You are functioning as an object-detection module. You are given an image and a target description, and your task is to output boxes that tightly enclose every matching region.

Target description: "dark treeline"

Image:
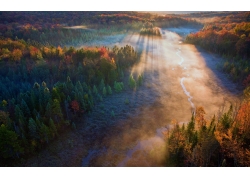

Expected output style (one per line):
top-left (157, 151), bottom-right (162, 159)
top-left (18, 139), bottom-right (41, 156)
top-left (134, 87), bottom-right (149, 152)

top-left (153, 15), bottom-right (201, 28)
top-left (0, 11), bottom-right (202, 47)
top-left (0, 36), bottom-right (141, 163)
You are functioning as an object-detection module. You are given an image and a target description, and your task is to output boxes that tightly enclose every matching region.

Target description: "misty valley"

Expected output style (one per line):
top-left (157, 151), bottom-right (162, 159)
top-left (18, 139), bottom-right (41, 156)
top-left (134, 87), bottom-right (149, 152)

top-left (0, 11), bottom-right (250, 167)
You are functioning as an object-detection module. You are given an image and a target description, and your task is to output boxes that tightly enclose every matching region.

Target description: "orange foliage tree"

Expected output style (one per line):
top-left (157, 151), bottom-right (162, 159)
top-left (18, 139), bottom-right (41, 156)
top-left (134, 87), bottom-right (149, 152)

top-left (10, 49), bottom-right (23, 62)
top-left (214, 102), bottom-right (250, 166)
top-left (29, 46), bottom-right (43, 60)
top-left (195, 107), bottom-right (206, 129)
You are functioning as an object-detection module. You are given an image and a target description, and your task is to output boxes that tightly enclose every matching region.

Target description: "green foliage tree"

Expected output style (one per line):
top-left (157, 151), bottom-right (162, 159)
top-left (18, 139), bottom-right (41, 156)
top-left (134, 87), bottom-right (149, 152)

top-left (107, 85), bottom-right (112, 95)
top-left (137, 74), bottom-right (143, 86)
top-left (93, 85), bottom-right (98, 95)
top-left (28, 118), bottom-right (38, 140)
top-left (129, 75), bottom-right (136, 89)
top-left (45, 102), bottom-right (52, 119)
top-left (114, 81), bottom-right (124, 93)
top-left (99, 79), bottom-right (105, 92)
top-left (51, 99), bottom-right (63, 123)
top-left (20, 99), bottom-right (31, 119)
top-left (49, 118), bottom-right (57, 138)
top-left (39, 123), bottom-right (50, 143)
top-left (102, 87), bottom-right (107, 97)
top-left (0, 124), bottom-right (22, 159)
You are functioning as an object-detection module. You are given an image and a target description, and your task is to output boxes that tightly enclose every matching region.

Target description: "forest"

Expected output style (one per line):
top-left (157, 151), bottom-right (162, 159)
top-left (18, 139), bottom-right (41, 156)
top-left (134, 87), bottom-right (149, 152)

top-left (166, 11), bottom-right (250, 167)
top-left (185, 12), bottom-right (250, 84)
top-left (0, 11), bottom-right (250, 167)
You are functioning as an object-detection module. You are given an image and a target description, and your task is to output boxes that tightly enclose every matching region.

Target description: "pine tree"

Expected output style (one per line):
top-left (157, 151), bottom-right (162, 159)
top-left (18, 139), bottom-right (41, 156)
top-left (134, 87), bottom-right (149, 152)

top-left (45, 102), bottom-right (52, 119)
top-left (99, 78), bottom-right (105, 92)
top-left (40, 123), bottom-right (49, 143)
top-left (33, 82), bottom-right (40, 89)
top-left (137, 74), bottom-right (143, 86)
top-left (103, 87), bottom-right (107, 97)
top-left (76, 81), bottom-right (83, 94)
top-left (129, 75), bottom-right (136, 89)
top-left (28, 118), bottom-right (38, 140)
top-left (114, 81), bottom-right (123, 92)
top-left (93, 85), bottom-right (98, 95)
top-left (0, 124), bottom-right (23, 159)
top-left (42, 81), bottom-right (47, 87)
top-left (107, 85), bottom-right (112, 95)
top-left (52, 99), bottom-right (63, 123)
top-left (49, 118), bottom-right (58, 138)
top-left (14, 105), bottom-right (25, 137)
top-left (20, 99), bottom-right (31, 119)
top-left (52, 87), bottom-right (61, 102)
top-left (66, 76), bottom-right (74, 92)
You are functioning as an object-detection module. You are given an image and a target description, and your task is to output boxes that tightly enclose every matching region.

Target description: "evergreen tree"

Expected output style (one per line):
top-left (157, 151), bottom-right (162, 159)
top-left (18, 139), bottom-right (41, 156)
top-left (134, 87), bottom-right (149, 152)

top-left (45, 102), bottom-right (52, 119)
top-left (40, 123), bottom-right (49, 143)
top-left (93, 85), bottom-right (98, 95)
top-left (49, 118), bottom-right (58, 138)
top-left (107, 85), bottom-right (112, 95)
top-left (114, 81), bottom-right (123, 92)
top-left (20, 99), bottom-right (31, 119)
top-left (137, 74), bottom-right (143, 86)
top-left (66, 76), bottom-right (74, 93)
top-left (52, 99), bottom-right (63, 123)
top-left (14, 105), bottom-right (25, 137)
top-left (102, 87), bottom-right (107, 97)
top-left (28, 118), bottom-right (38, 140)
top-left (42, 81), bottom-right (47, 88)
top-left (129, 75), bottom-right (136, 89)
top-left (98, 78), bottom-right (105, 92)
top-left (76, 81), bottom-right (83, 94)
top-left (33, 82), bottom-right (40, 89)
top-left (52, 87), bottom-right (61, 102)
top-left (0, 124), bottom-right (22, 159)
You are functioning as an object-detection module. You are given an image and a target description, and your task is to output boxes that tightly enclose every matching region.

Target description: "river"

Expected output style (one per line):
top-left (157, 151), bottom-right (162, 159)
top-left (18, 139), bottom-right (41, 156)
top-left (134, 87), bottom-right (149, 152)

top-left (21, 27), bottom-right (240, 167)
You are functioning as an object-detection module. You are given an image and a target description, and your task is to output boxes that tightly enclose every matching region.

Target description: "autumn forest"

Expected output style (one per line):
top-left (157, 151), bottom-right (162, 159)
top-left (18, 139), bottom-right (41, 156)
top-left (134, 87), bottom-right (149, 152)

top-left (0, 11), bottom-right (250, 167)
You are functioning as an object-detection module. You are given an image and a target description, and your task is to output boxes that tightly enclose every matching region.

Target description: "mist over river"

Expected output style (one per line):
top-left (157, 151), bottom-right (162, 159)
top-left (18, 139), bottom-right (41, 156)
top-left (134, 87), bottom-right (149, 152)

top-left (22, 27), bottom-right (241, 167)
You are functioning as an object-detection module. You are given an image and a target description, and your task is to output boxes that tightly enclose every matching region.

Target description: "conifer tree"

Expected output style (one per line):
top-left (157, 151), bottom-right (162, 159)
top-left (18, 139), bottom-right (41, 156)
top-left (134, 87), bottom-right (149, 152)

top-left (20, 99), bottom-right (31, 119)
top-left (103, 87), bottom-right (107, 97)
top-left (93, 85), bottom-right (98, 95)
top-left (107, 85), bottom-right (112, 95)
top-left (28, 118), bottom-right (38, 140)
top-left (0, 124), bottom-right (22, 159)
top-left (49, 118), bottom-right (58, 138)
top-left (52, 99), bottom-right (63, 123)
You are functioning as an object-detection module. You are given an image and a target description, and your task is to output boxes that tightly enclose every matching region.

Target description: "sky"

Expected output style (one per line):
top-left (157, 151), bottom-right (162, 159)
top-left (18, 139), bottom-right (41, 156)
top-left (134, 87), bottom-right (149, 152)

top-left (144, 11), bottom-right (203, 14)
top-left (1, 0), bottom-right (248, 11)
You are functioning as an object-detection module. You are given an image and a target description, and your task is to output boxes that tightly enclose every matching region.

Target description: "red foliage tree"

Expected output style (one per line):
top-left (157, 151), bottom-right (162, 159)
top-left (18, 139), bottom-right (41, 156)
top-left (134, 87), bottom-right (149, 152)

top-left (98, 47), bottom-right (110, 60)
top-left (70, 100), bottom-right (80, 114)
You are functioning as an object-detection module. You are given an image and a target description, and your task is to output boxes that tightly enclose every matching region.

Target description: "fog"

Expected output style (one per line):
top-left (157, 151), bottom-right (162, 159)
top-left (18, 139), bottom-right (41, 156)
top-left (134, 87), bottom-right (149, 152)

top-left (79, 28), bottom-right (240, 166)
